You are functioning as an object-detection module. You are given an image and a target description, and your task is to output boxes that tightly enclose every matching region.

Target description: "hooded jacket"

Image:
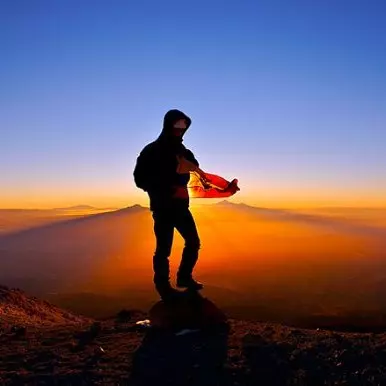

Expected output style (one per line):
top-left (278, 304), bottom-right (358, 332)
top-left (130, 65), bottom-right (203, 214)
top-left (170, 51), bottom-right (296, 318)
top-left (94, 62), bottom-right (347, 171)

top-left (134, 109), bottom-right (199, 211)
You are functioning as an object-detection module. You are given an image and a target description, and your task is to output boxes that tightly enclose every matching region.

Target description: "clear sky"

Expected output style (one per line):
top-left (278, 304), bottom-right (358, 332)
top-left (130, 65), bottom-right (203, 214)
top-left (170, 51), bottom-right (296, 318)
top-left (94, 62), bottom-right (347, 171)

top-left (1, 0), bottom-right (385, 209)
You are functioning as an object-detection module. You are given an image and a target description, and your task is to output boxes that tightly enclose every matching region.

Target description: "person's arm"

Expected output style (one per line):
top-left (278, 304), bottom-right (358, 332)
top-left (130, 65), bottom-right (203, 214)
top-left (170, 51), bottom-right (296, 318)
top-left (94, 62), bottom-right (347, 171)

top-left (183, 148), bottom-right (199, 167)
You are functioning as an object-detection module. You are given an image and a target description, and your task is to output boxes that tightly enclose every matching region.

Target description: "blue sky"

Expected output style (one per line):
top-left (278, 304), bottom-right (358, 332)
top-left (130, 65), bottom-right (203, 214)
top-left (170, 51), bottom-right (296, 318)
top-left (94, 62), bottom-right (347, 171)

top-left (1, 0), bottom-right (385, 208)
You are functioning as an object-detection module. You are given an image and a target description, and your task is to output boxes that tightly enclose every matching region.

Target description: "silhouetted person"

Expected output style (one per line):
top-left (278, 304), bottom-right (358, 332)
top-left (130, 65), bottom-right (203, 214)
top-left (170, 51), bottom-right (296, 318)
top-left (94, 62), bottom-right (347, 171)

top-left (134, 109), bottom-right (203, 300)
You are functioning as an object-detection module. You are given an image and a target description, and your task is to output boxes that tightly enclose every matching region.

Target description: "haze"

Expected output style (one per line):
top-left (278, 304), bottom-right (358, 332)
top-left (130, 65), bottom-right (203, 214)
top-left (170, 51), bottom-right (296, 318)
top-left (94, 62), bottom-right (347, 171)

top-left (1, 203), bottom-right (386, 330)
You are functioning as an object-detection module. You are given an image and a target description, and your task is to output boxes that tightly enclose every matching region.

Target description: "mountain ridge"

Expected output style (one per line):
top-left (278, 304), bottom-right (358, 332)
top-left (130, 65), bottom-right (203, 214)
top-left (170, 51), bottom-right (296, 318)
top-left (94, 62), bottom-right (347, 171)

top-left (1, 285), bottom-right (386, 385)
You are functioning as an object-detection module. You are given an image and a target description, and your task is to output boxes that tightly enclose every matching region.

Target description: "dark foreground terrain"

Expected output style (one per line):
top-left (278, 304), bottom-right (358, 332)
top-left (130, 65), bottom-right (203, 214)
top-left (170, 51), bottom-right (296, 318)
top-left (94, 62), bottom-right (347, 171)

top-left (1, 285), bottom-right (386, 385)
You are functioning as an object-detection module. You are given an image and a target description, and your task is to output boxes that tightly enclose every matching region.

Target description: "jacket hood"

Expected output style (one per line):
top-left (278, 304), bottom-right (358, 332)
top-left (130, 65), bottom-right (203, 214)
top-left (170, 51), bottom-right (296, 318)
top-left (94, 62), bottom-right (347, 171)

top-left (161, 109), bottom-right (192, 139)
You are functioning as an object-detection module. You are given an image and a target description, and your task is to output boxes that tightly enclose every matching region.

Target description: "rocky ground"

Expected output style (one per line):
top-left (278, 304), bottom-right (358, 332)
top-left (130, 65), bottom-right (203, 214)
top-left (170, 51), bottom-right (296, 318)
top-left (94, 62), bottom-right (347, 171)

top-left (1, 286), bottom-right (386, 385)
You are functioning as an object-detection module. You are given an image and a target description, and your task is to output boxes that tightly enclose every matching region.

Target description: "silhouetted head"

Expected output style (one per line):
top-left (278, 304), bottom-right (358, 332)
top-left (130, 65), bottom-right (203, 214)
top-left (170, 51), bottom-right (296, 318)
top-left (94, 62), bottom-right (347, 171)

top-left (161, 109), bottom-right (192, 141)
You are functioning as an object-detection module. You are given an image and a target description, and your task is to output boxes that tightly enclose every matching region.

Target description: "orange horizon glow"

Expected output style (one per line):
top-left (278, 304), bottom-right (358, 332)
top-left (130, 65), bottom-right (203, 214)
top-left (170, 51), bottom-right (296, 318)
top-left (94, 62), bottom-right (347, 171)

top-left (2, 171), bottom-right (385, 210)
top-left (76, 203), bottom-right (384, 296)
top-left (1, 191), bottom-right (386, 210)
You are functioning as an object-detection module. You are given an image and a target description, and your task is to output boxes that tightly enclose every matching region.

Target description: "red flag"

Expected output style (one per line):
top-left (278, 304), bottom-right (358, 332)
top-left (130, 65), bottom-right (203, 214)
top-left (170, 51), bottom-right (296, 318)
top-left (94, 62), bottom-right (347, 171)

top-left (174, 156), bottom-right (240, 199)
top-left (188, 171), bottom-right (240, 198)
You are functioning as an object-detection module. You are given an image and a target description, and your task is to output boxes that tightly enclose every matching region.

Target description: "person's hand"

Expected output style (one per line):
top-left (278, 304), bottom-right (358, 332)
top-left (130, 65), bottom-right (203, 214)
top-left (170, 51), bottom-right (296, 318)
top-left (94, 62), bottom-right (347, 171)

top-left (226, 179), bottom-right (240, 195)
top-left (176, 155), bottom-right (199, 174)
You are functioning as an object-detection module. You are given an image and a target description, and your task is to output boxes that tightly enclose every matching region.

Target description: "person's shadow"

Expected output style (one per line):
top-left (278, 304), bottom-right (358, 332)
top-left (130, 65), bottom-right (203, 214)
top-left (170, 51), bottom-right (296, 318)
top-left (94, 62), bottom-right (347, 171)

top-left (130, 292), bottom-right (229, 386)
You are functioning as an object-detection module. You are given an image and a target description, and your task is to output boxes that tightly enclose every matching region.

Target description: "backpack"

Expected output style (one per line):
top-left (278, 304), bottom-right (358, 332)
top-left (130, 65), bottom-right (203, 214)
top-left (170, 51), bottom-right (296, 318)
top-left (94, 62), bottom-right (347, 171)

top-left (133, 152), bottom-right (149, 191)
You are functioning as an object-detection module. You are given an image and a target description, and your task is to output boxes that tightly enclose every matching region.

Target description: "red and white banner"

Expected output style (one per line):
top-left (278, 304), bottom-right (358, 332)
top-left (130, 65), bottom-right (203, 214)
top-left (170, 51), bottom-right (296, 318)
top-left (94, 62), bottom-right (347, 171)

top-left (188, 172), bottom-right (239, 198)
top-left (175, 156), bottom-right (240, 199)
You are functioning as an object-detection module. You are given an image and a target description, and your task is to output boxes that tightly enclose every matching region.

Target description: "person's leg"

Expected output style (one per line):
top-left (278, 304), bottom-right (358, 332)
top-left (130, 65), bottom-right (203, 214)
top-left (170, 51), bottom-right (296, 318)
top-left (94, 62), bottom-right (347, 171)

top-left (152, 210), bottom-right (175, 295)
top-left (174, 207), bottom-right (202, 289)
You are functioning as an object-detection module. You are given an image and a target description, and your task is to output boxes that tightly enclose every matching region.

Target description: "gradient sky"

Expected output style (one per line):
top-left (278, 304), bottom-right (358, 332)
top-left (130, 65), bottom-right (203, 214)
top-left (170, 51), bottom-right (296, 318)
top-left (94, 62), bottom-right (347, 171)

top-left (1, 0), bottom-right (386, 208)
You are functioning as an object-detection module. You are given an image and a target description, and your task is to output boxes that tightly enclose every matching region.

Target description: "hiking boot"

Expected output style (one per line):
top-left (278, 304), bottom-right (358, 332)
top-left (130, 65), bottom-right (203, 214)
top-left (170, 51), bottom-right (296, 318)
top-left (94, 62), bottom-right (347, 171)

top-left (155, 283), bottom-right (182, 302)
top-left (176, 277), bottom-right (204, 290)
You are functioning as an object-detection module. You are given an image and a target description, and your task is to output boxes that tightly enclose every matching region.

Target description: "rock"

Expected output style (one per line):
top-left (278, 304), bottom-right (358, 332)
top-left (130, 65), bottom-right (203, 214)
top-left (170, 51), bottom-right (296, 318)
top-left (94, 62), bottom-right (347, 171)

top-left (11, 326), bottom-right (27, 338)
top-left (135, 319), bottom-right (152, 330)
top-left (75, 322), bottom-right (101, 346)
top-left (94, 346), bottom-right (105, 355)
top-left (242, 333), bottom-right (265, 348)
top-left (290, 329), bottom-right (304, 336)
top-left (116, 309), bottom-right (133, 322)
top-left (149, 294), bottom-right (227, 331)
top-left (90, 322), bottom-right (102, 334)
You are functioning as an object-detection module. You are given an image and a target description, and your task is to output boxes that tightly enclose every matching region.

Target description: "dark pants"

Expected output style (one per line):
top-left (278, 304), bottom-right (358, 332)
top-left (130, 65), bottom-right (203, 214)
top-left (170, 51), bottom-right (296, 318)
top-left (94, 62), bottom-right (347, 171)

top-left (152, 207), bottom-right (200, 287)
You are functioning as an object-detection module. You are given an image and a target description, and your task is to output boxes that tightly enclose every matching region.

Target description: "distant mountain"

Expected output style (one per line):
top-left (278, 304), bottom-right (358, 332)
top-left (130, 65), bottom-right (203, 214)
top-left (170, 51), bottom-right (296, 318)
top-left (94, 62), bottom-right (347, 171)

top-left (215, 199), bottom-right (234, 206)
top-left (0, 205), bottom-right (122, 236)
top-left (54, 205), bottom-right (98, 211)
top-left (211, 201), bottom-right (386, 235)
top-left (0, 203), bottom-right (153, 295)
top-left (54, 204), bottom-right (124, 211)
